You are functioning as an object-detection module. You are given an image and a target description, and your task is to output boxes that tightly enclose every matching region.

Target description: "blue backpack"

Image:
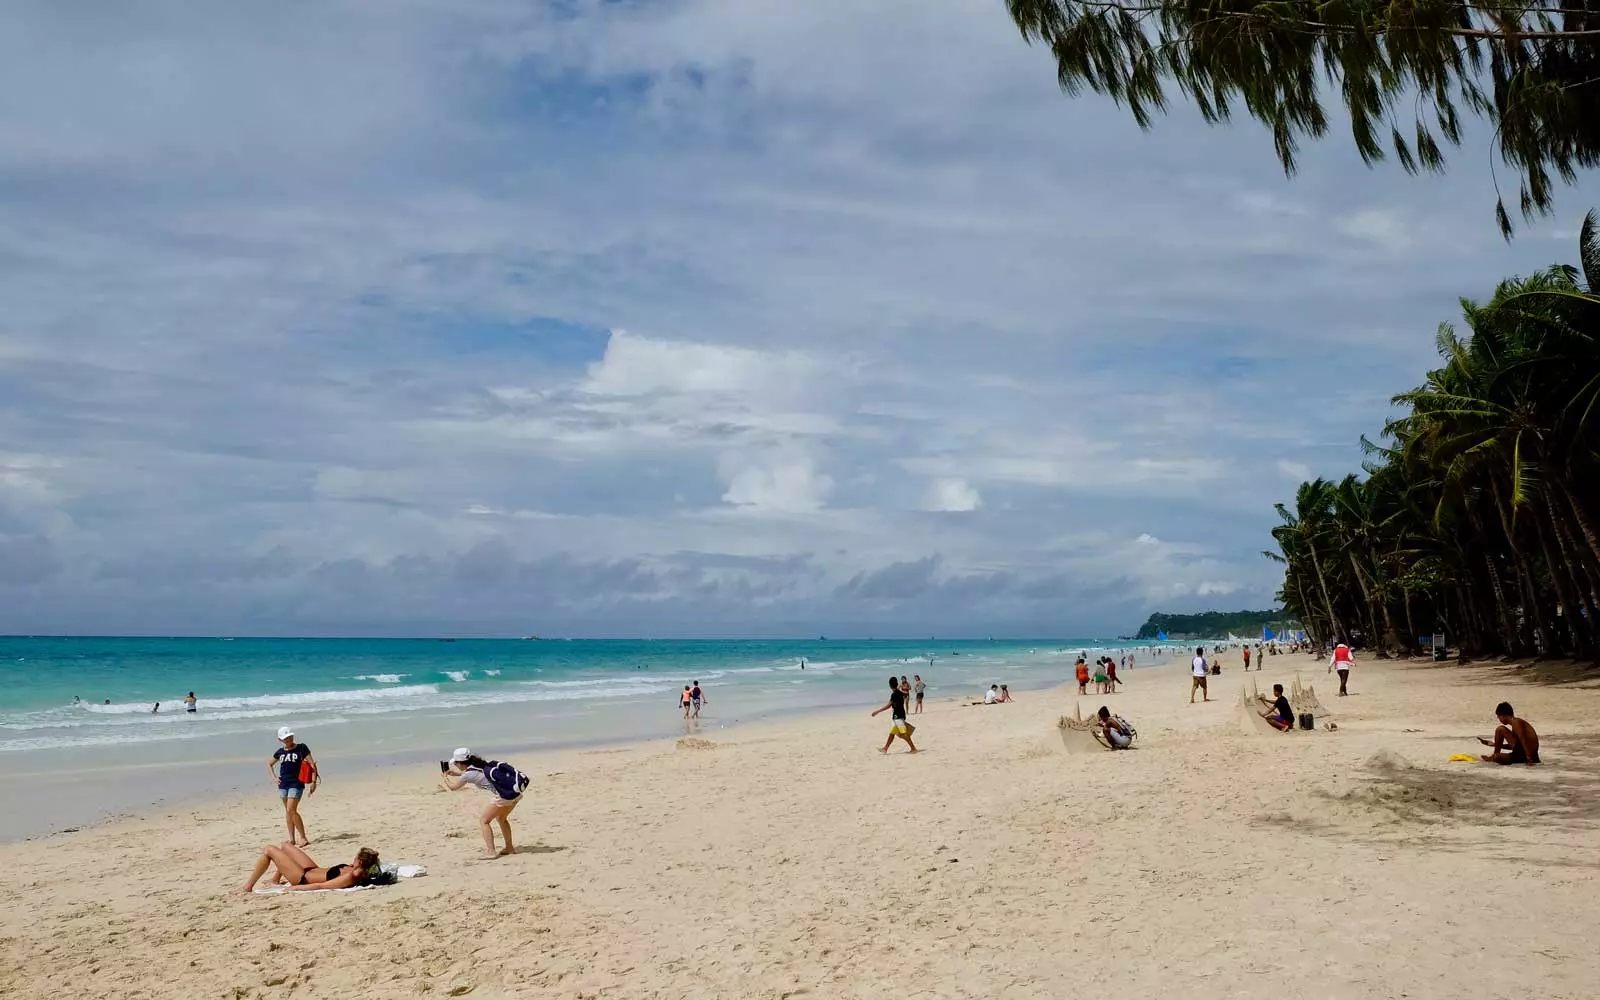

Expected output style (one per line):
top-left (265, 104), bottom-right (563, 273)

top-left (483, 760), bottom-right (530, 800)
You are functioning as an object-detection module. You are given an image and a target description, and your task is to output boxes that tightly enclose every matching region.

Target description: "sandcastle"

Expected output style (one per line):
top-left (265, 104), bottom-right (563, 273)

top-left (1057, 702), bottom-right (1105, 754)
top-left (1291, 675), bottom-right (1329, 717)
top-left (1057, 703), bottom-right (1136, 752)
top-left (1236, 675), bottom-right (1332, 735)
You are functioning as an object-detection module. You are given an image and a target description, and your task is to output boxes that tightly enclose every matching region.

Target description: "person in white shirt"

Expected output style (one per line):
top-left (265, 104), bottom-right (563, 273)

top-left (440, 748), bottom-right (527, 858)
top-left (983, 685), bottom-right (1000, 705)
top-left (1190, 647), bottom-right (1210, 703)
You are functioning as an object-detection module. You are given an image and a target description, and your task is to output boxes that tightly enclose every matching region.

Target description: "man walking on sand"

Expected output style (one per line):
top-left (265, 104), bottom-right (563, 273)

top-left (1328, 642), bottom-right (1353, 696)
top-left (872, 675), bottom-right (918, 754)
top-left (1243, 645), bottom-right (1252, 671)
top-left (1190, 647), bottom-right (1210, 703)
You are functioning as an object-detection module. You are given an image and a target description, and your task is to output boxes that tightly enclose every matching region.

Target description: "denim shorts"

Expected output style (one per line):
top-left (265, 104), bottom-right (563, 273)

top-left (279, 785), bottom-right (305, 800)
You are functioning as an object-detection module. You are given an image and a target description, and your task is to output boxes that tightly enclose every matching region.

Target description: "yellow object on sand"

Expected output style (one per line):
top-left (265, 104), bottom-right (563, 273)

top-left (1448, 754), bottom-right (1478, 762)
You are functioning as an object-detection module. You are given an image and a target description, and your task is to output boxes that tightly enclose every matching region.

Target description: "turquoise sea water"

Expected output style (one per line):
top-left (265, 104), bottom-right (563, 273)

top-left (0, 636), bottom-right (1170, 754)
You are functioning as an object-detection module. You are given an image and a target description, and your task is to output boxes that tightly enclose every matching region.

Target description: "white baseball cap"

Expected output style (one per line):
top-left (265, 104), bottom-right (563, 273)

top-left (277, 726), bottom-right (295, 740)
top-left (450, 747), bottom-right (472, 762)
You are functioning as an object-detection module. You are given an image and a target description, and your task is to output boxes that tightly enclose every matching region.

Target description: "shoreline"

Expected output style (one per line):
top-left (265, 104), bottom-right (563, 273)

top-left (0, 665), bottom-right (1091, 843)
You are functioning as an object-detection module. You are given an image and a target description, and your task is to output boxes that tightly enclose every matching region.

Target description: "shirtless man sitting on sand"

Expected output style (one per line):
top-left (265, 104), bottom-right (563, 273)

top-left (1479, 701), bottom-right (1540, 765)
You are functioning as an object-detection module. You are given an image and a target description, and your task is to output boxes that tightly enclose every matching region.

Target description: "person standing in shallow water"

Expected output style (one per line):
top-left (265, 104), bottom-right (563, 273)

top-left (872, 675), bottom-right (918, 754)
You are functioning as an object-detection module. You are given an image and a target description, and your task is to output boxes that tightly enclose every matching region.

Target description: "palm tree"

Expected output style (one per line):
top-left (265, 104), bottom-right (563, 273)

top-left (1268, 211), bottom-right (1600, 662)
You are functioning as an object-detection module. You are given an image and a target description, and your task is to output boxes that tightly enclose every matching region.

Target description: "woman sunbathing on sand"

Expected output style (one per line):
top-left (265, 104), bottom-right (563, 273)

top-left (240, 843), bottom-right (387, 894)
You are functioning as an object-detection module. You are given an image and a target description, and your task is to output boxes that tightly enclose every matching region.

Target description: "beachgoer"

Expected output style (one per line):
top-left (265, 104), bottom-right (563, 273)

top-left (680, 686), bottom-right (693, 719)
top-left (240, 843), bottom-right (385, 894)
top-left (1097, 706), bottom-right (1133, 749)
top-left (872, 676), bottom-right (918, 753)
top-left (1106, 657), bottom-right (1120, 692)
top-left (691, 681), bottom-right (705, 718)
top-left (1242, 646), bottom-right (1252, 671)
top-left (1190, 648), bottom-right (1210, 703)
top-left (1092, 659), bottom-right (1108, 694)
top-left (913, 674), bottom-right (926, 714)
top-left (151, 702), bottom-right (160, 714)
top-left (1075, 658), bottom-right (1090, 695)
top-left (441, 748), bottom-right (530, 856)
top-left (1329, 642), bottom-right (1354, 695)
top-left (997, 684), bottom-right (1013, 703)
top-left (1479, 703), bottom-right (1540, 765)
top-left (184, 691), bottom-right (197, 714)
top-left (1257, 684), bottom-right (1294, 732)
top-left (269, 726), bottom-right (317, 846)
top-left (103, 699), bottom-right (111, 705)
top-left (900, 676), bottom-right (912, 711)
top-left (72, 695), bottom-right (81, 705)
top-left (983, 684), bottom-right (1000, 705)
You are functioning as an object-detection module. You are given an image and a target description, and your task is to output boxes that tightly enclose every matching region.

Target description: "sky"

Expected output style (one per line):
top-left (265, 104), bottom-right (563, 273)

top-left (1, 0), bottom-right (1595, 637)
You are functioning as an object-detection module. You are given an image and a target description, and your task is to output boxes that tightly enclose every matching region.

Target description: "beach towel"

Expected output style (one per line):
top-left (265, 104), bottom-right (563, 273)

top-left (1447, 754), bottom-right (1478, 763)
top-left (253, 863), bottom-right (427, 895)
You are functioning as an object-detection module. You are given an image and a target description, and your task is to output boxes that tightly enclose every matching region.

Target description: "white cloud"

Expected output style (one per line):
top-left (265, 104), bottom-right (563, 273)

top-left (1197, 580), bottom-right (1241, 597)
top-left (1276, 460), bottom-right (1312, 481)
top-left (923, 477), bottom-right (981, 512)
top-left (582, 329), bottom-right (821, 398)
top-left (719, 450), bottom-right (834, 513)
top-left (1135, 533), bottom-right (1160, 546)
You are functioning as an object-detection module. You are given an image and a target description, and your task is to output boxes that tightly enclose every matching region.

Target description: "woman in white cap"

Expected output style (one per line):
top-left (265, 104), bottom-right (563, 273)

top-left (268, 726), bottom-right (318, 846)
top-left (439, 748), bottom-right (529, 858)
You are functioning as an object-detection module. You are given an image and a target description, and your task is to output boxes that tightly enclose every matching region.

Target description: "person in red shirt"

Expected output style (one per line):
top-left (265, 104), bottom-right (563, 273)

top-left (1328, 642), bottom-right (1354, 696)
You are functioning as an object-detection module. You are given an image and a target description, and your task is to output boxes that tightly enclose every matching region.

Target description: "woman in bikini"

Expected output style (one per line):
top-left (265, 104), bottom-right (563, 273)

top-left (240, 843), bottom-right (385, 894)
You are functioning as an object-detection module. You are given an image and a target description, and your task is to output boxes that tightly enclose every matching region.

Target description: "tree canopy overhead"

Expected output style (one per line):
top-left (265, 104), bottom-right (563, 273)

top-left (1006, 0), bottom-right (1600, 236)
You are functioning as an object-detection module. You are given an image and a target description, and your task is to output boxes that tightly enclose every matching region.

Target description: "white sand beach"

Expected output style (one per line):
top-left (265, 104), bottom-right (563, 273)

top-left (2, 653), bottom-right (1597, 1000)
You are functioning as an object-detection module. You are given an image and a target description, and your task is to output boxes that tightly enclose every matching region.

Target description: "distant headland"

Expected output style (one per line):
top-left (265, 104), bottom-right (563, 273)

top-left (1134, 609), bottom-right (1296, 640)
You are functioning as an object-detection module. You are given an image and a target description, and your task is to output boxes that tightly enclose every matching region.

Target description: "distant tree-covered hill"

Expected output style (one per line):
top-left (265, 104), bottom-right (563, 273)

top-left (1135, 610), bottom-right (1294, 639)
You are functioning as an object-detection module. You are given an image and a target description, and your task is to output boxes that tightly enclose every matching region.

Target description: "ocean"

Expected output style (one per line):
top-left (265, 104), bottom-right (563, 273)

top-left (0, 636), bottom-right (1178, 839)
top-left (0, 636), bottom-right (1176, 755)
